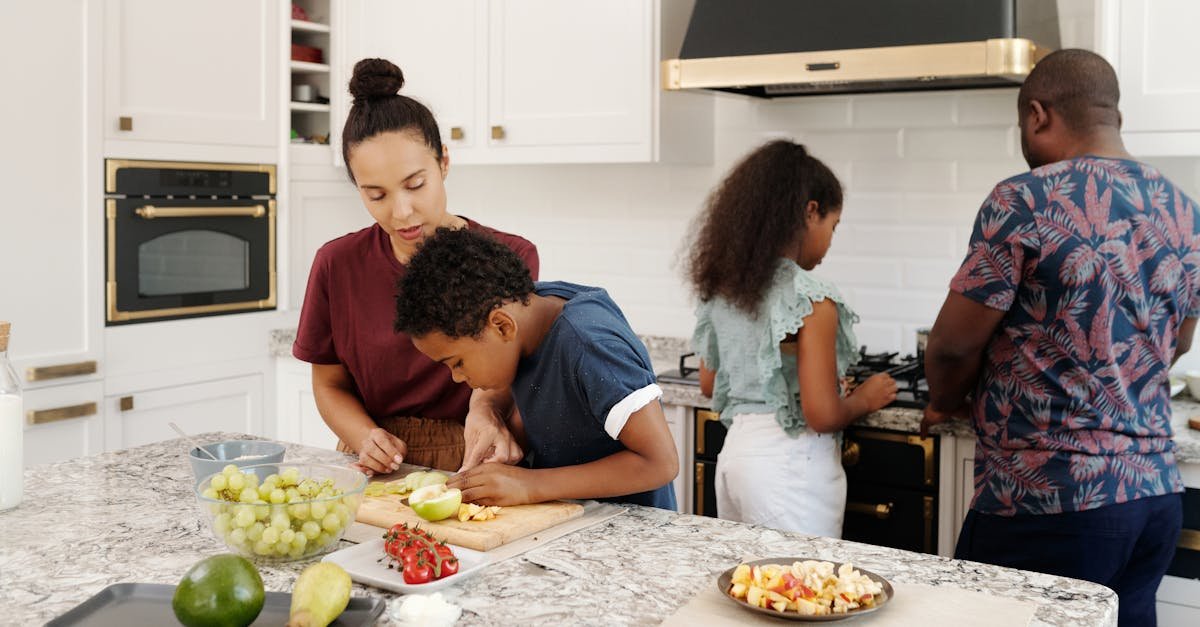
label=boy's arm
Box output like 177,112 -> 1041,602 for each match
448,400 -> 679,506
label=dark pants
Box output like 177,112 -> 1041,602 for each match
956,494 -> 1182,627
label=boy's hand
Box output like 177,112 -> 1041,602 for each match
460,409 -> 523,472
447,463 -> 535,506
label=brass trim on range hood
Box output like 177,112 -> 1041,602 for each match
663,38 -> 1048,95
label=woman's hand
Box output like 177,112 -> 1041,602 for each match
850,372 -> 897,413
349,427 -> 407,477
447,463 -> 535,506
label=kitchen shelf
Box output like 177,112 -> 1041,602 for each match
290,101 -> 331,112
290,60 -> 330,74
291,19 -> 330,33
289,143 -> 333,164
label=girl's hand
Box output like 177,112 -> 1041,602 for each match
350,427 -> 407,477
851,373 -> 897,413
447,463 -> 534,506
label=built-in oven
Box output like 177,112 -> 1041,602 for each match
689,408 -> 939,554
104,160 -> 277,325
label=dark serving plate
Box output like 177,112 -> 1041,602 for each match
47,582 -> 385,626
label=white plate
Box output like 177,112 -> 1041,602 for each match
1171,378 -> 1185,398
322,538 -> 491,594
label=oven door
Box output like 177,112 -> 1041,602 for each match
106,198 -> 276,324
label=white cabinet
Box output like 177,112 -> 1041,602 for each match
339,0 -> 712,165
1096,0 -> 1200,155
1,0 -> 103,394
23,382 -> 106,467
660,402 -> 689,513
104,375 -> 264,450
275,356 -> 338,449
103,0 -> 280,150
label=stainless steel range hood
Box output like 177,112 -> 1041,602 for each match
663,0 -> 1059,98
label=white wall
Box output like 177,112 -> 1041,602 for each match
290,89 -> 1200,368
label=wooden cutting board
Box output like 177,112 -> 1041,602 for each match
355,493 -> 585,551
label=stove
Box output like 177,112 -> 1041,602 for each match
844,348 -> 928,410
656,348 -> 928,410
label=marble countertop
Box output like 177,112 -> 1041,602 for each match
0,434 -> 1117,626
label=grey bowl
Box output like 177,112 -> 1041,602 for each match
188,440 -> 286,484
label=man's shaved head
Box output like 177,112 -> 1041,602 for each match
1018,49 -> 1121,132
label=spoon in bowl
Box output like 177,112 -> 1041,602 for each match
169,422 -> 219,460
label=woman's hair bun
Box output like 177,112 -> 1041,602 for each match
349,58 -> 404,101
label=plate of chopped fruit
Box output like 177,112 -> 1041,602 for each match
717,558 -> 893,621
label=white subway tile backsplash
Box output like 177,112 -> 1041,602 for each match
955,88 -> 1019,126
850,160 -> 957,192
904,127 -> 1013,159
851,322 -> 903,353
902,259 -> 962,290
299,86 -> 1181,344
851,92 -> 957,128
818,256 -> 904,288
757,96 -> 852,130
851,288 -> 945,325
843,225 -> 957,258
955,159 -> 1027,192
802,130 -> 901,161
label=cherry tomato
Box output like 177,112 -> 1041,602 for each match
437,556 -> 460,579
402,558 -> 434,584
434,542 -> 455,558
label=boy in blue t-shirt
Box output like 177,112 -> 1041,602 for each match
393,228 -> 678,510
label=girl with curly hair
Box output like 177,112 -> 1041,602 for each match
292,58 -> 538,475
687,140 -> 896,536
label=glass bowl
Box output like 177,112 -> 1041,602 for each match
195,462 -> 367,561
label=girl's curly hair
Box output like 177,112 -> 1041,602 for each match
684,140 -> 842,315
394,227 -> 534,338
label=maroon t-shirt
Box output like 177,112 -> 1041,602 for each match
292,218 -> 539,421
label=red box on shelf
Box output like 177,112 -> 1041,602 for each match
291,43 -> 324,64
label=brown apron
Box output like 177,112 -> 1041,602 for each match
336,416 -> 465,471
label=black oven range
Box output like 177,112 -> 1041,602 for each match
104,159 -> 277,325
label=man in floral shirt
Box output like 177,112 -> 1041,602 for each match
923,49 -> 1195,627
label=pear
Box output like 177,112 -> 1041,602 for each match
287,562 -> 351,627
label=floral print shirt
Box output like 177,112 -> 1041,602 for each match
951,156 -> 1195,516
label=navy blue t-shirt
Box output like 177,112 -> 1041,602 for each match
511,281 -> 676,510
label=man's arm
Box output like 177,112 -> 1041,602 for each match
922,292 -> 1007,432
1175,317 -> 1197,365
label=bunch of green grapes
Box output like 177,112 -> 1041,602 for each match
201,465 -> 359,559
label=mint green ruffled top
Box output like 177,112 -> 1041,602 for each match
691,259 -> 861,435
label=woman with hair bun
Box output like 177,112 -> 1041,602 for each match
293,58 -> 539,475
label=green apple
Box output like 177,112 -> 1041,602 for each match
408,484 -> 462,522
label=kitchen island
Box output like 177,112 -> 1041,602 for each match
1,434 -> 1117,626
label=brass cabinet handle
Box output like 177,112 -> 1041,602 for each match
694,462 -> 705,516
450,126 -> 464,140
27,402 -> 98,425
135,205 -> 266,219
1180,528 -> 1200,551
119,116 -> 133,131
846,501 -> 893,520
491,125 -> 505,140
841,440 -> 860,467
26,360 -> 97,382
119,396 -> 134,412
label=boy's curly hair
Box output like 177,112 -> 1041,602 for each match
394,227 -> 534,338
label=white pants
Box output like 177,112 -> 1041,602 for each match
715,412 -> 847,537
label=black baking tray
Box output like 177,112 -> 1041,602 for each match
47,582 -> 385,626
